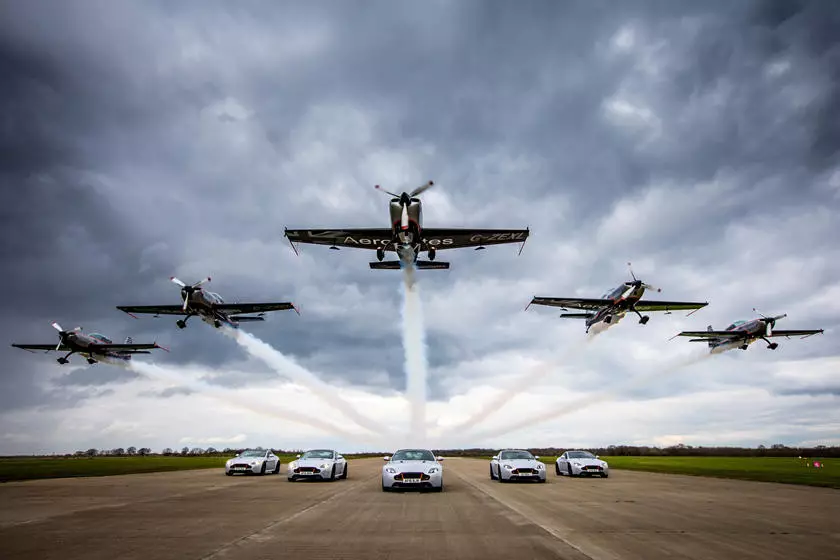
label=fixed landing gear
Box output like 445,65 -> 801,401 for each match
428,247 -> 436,261
57,351 -> 75,364
761,337 -> 778,350
631,308 -> 650,325
604,315 -> 613,324
214,320 -> 222,328
740,344 -> 749,350
86,358 -> 97,365
376,247 -> 385,262
176,314 -> 193,329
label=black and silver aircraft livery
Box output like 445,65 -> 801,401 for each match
283,181 -> 530,270
116,276 -> 299,329
674,310 -> 824,354
12,322 -> 167,365
527,263 -> 708,333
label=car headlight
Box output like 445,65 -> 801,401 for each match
535,463 -> 544,469
320,463 -> 330,469
385,467 -> 396,474
428,467 -> 439,474
503,464 -> 513,470
250,461 -> 259,466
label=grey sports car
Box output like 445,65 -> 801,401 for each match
489,449 -> 547,482
224,449 -> 281,476
287,449 -> 348,481
556,450 -> 609,477
382,449 -> 444,492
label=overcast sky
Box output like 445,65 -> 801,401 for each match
1,0 -> 838,455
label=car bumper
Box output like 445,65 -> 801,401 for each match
288,467 -> 333,481
500,469 -> 546,482
571,465 -> 608,476
226,463 -> 264,475
382,471 -> 442,489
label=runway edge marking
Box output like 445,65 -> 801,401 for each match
199,474 -> 375,560
452,468 -> 599,560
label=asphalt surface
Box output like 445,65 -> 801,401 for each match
1,458 -> 838,560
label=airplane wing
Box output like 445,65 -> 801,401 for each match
284,228 -> 395,251
675,330 -> 742,338
767,329 -> 824,338
91,343 -> 163,352
117,305 -> 188,317
633,300 -> 709,312
528,297 -> 612,310
12,343 -> 71,352
214,302 -> 298,315
418,228 -> 529,250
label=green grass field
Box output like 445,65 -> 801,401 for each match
469,455 -> 838,489
0,454 -> 299,483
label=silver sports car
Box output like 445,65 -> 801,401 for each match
382,449 -> 444,492
287,449 -> 348,481
224,449 -> 281,476
489,449 -> 547,482
555,450 -> 609,477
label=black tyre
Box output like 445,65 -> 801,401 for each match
602,472 -> 609,478
272,461 -> 280,475
490,465 -> 497,480
260,463 -> 266,475
567,464 -> 574,477
341,464 -> 348,479
225,471 -> 233,476
555,463 -> 561,476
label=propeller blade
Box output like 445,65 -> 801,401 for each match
409,180 -> 434,197
642,283 -> 662,293
374,185 -> 401,198
192,277 -> 211,288
182,294 -> 190,311
773,313 -> 788,321
401,204 -> 409,231
170,277 -> 186,288
627,262 -> 637,282
51,322 -> 63,332
767,322 -> 773,336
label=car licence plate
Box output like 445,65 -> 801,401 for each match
403,478 -> 421,483
234,467 -> 246,471
300,471 -> 314,475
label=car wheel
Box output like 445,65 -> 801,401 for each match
602,472 -> 609,478
490,465 -> 497,480
341,464 -> 348,479
381,480 -> 390,492
272,461 -> 280,475
329,464 -> 337,481
555,463 -> 561,476
498,467 -> 507,483
260,463 -> 266,475
567,464 -> 574,477
225,471 -> 233,476
287,477 -> 296,482
433,482 -> 443,493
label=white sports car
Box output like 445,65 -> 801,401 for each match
287,449 -> 347,481
382,449 -> 444,492
490,449 -> 547,482
556,450 -> 609,477
224,449 -> 281,476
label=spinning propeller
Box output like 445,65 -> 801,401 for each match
753,308 -> 787,336
624,262 -> 661,294
51,322 -> 81,350
171,276 -> 211,311
375,181 -> 435,231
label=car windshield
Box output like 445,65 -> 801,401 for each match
239,450 -> 265,458
500,450 -> 534,460
301,450 -> 334,459
391,449 -> 435,462
567,451 -> 596,459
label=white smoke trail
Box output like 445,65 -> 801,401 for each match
128,361 -> 376,444
401,264 -> 428,446
461,351 -> 713,441
436,335 -> 600,438
220,328 -> 392,439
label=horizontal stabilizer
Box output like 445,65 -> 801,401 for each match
369,261 -> 450,270
559,313 -> 594,319
230,315 -> 266,322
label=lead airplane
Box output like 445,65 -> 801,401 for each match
283,181 -> 530,270
673,311 -> 823,353
116,277 -> 299,329
12,322 -> 167,365
527,264 -> 709,333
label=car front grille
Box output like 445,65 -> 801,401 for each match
395,472 -> 429,481
512,468 -> 535,475
294,467 -> 321,473
230,463 -> 252,469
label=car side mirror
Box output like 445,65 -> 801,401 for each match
596,455 -> 600,459
383,456 -> 391,461
296,454 -> 301,458
534,456 -> 541,460
436,456 -> 444,461
337,455 -> 344,460
491,455 -> 499,461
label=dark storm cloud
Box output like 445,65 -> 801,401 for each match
0,0 -> 838,451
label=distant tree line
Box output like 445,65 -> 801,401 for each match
43,444 -> 838,460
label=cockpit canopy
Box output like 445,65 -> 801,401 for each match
725,320 -> 747,330
602,284 -> 629,300
205,291 -> 224,304
89,333 -> 112,343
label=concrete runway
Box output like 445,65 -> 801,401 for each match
1,458 -> 838,560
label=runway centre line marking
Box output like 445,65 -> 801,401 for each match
451,468 -> 598,560
199,473 -> 378,560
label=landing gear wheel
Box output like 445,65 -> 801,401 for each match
214,320 -> 222,328
740,344 -> 748,350
604,315 -> 613,324
86,358 -> 96,365
259,463 -> 266,476
768,343 -> 778,350
639,315 -> 650,325
176,320 -> 187,329
272,462 -> 280,474
57,358 -> 69,365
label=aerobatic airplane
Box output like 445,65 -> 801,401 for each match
283,181 -> 530,270
527,264 -> 708,333
116,277 -> 299,329
11,322 -> 167,365
673,311 -> 823,353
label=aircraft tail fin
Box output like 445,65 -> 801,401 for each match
369,261 -> 450,270
124,336 -> 133,344
707,326 -> 714,347
229,315 -> 266,322
559,313 -> 594,319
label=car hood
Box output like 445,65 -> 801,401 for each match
228,456 -> 266,464
384,460 -> 441,473
500,459 -> 543,469
294,458 -> 334,468
567,458 -> 608,467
